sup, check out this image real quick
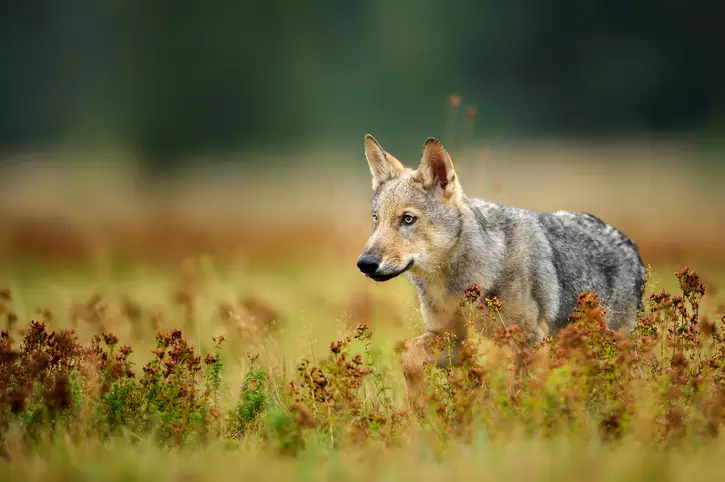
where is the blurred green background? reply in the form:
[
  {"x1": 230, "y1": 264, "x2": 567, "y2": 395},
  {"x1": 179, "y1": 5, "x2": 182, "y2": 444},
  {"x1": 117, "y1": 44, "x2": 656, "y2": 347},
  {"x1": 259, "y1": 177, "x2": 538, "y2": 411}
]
[{"x1": 1, "y1": 0, "x2": 723, "y2": 171}]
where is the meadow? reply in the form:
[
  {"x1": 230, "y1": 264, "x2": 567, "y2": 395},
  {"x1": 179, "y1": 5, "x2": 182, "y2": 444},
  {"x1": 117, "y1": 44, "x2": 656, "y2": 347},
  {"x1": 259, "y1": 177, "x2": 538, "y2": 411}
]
[{"x1": 1, "y1": 140, "x2": 725, "y2": 481}]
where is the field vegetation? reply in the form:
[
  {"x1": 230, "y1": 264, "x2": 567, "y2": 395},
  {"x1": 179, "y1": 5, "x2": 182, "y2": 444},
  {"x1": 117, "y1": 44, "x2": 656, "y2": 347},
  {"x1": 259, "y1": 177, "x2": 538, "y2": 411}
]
[{"x1": 1, "y1": 142, "x2": 725, "y2": 481}]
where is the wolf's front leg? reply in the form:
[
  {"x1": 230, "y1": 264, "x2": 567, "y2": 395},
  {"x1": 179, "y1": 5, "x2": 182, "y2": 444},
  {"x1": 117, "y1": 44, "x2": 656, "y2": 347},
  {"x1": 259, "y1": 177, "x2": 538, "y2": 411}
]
[
  {"x1": 401, "y1": 332, "x2": 438, "y2": 412},
  {"x1": 499, "y1": 285, "x2": 549, "y2": 346},
  {"x1": 401, "y1": 331, "x2": 464, "y2": 412}
]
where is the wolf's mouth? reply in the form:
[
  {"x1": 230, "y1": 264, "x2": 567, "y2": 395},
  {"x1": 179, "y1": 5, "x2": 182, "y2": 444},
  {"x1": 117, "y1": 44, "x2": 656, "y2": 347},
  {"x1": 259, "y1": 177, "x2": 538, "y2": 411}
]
[{"x1": 367, "y1": 259, "x2": 415, "y2": 282}]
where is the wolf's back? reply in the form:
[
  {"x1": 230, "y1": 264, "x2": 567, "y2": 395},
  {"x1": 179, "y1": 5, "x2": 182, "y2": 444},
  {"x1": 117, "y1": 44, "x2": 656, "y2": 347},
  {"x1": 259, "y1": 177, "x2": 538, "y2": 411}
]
[{"x1": 537, "y1": 211, "x2": 645, "y2": 331}]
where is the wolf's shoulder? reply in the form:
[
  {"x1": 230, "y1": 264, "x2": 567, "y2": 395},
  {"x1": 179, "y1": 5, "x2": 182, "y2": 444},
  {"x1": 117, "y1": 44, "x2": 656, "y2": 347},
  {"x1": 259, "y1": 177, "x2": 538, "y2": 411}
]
[{"x1": 465, "y1": 197, "x2": 535, "y2": 221}]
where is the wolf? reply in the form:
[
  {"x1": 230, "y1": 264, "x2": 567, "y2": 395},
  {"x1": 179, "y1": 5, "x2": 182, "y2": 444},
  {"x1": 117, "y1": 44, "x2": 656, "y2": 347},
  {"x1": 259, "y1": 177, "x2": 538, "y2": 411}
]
[{"x1": 356, "y1": 134, "x2": 646, "y2": 408}]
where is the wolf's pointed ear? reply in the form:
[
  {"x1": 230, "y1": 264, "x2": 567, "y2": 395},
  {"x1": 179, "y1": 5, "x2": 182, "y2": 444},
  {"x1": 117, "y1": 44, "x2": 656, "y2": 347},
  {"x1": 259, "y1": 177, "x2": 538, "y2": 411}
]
[
  {"x1": 417, "y1": 138, "x2": 460, "y2": 200},
  {"x1": 365, "y1": 134, "x2": 404, "y2": 190}
]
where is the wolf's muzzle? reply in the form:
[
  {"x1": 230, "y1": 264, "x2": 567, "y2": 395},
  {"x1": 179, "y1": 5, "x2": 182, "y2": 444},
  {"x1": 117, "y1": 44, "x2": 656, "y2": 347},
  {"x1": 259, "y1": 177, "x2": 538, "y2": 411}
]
[{"x1": 357, "y1": 257, "x2": 414, "y2": 282}]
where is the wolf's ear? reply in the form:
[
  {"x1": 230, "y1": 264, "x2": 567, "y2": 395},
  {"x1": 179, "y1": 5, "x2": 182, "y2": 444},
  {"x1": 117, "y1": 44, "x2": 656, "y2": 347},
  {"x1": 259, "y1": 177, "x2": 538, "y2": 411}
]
[
  {"x1": 417, "y1": 138, "x2": 460, "y2": 200},
  {"x1": 365, "y1": 134, "x2": 404, "y2": 190}
]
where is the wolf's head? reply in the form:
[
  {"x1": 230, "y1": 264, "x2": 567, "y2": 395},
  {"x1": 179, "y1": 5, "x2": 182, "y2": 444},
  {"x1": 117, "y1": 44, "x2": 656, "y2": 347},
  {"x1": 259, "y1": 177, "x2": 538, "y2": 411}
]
[{"x1": 356, "y1": 135, "x2": 465, "y2": 282}]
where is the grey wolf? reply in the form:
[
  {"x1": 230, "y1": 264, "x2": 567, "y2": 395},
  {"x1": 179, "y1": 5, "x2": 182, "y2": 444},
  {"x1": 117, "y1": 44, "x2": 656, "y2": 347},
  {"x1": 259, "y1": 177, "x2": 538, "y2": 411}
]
[{"x1": 356, "y1": 134, "x2": 646, "y2": 408}]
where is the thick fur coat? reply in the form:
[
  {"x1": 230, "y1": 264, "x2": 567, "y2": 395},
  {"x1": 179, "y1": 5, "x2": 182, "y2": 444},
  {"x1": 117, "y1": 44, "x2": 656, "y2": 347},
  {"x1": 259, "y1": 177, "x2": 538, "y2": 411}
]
[{"x1": 356, "y1": 135, "x2": 646, "y2": 407}]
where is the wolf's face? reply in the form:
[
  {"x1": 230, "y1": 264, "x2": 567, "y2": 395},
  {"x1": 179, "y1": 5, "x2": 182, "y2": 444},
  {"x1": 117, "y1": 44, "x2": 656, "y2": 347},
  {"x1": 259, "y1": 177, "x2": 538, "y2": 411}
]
[{"x1": 357, "y1": 135, "x2": 464, "y2": 282}]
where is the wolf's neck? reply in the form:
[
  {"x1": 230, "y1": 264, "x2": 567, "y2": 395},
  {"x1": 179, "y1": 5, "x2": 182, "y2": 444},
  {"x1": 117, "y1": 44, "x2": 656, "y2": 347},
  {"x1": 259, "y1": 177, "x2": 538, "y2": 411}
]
[{"x1": 408, "y1": 196, "x2": 509, "y2": 306}]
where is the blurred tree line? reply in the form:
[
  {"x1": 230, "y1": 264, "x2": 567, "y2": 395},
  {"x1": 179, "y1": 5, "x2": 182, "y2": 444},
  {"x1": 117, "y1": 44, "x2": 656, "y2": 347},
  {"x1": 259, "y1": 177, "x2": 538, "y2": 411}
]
[{"x1": 0, "y1": 0, "x2": 723, "y2": 169}]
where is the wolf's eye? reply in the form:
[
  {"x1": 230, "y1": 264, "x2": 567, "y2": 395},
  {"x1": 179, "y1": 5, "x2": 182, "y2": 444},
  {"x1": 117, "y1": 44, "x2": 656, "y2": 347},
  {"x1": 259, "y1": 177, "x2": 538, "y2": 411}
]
[
  {"x1": 372, "y1": 213, "x2": 378, "y2": 222},
  {"x1": 402, "y1": 214, "x2": 417, "y2": 225}
]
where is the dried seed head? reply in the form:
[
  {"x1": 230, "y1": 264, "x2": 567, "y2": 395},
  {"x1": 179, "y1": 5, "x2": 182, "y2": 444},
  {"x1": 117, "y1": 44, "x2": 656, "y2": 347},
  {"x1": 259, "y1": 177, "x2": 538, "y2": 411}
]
[{"x1": 102, "y1": 332, "x2": 119, "y2": 348}]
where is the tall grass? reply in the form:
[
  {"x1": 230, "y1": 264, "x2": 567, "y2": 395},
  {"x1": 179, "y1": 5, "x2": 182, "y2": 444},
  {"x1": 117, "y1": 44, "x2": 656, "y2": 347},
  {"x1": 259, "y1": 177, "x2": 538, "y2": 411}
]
[{"x1": 2, "y1": 264, "x2": 725, "y2": 479}]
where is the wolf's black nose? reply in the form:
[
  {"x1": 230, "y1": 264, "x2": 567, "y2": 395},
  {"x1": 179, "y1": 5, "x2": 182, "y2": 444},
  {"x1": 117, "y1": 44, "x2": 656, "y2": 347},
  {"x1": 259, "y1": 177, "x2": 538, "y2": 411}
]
[{"x1": 356, "y1": 255, "x2": 380, "y2": 274}]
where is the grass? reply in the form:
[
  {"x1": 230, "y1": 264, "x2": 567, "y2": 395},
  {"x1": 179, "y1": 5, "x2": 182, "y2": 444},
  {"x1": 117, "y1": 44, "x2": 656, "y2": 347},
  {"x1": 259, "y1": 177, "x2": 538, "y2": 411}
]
[{"x1": 2, "y1": 254, "x2": 725, "y2": 481}]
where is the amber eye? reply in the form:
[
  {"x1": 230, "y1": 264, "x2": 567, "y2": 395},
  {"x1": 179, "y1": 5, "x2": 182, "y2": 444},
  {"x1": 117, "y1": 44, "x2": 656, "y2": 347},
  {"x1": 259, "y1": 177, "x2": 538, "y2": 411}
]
[
  {"x1": 372, "y1": 213, "x2": 378, "y2": 222},
  {"x1": 402, "y1": 214, "x2": 416, "y2": 225}
]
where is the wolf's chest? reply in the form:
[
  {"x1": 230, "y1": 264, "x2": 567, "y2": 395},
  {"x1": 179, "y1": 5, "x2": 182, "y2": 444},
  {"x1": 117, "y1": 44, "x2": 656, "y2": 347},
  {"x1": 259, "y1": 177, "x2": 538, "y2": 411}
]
[{"x1": 407, "y1": 274, "x2": 464, "y2": 333}]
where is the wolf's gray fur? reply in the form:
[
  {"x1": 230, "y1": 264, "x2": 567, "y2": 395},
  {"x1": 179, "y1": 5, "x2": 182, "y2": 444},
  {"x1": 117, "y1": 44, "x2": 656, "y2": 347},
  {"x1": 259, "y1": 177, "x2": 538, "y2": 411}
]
[
  {"x1": 358, "y1": 135, "x2": 646, "y2": 346},
  {"x1": 449, "y1": 197, "x2": 644, "y2": 335}
]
